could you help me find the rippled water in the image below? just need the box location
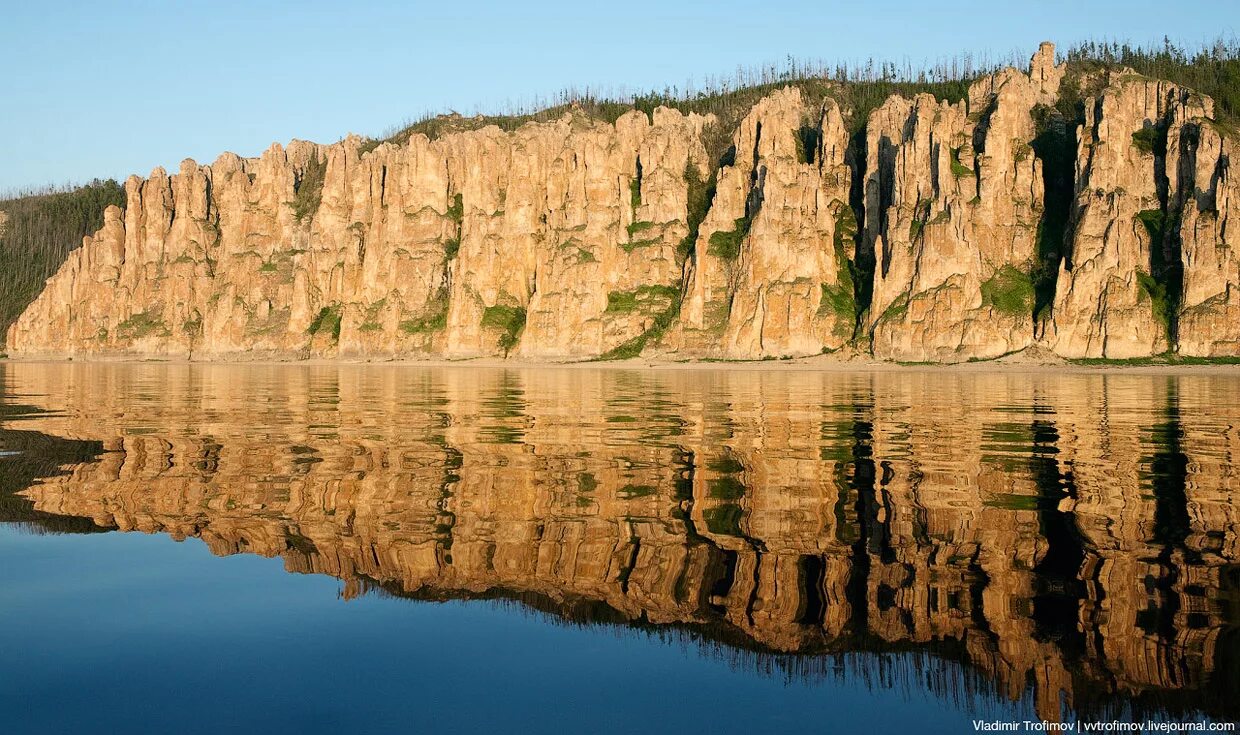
[1,362,1237,733]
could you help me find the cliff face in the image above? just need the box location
[863,46,1060,361]
[8,42,1240,362]
[670,87,856,358]
[1045,75,1211,357]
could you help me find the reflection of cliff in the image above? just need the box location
[0,403,105,534]
[6,363,1239,720]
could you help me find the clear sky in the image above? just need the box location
[1,0,1235,192]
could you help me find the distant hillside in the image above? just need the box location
[0,180,125,337]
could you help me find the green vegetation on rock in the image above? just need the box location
[444,193,464,260]
[291,155,326,223]
[629,160,642,211]
[817,206,860,335]
[707,216,750,260]
[399,309,447,335]
[980,266,1035,316]
[308,304,343,342]
[626,220,655,237]
[819,281,855,320]
[679,161,717,261]
[599,286,681,360]
[605,284,679,313]
[949,147,974,178]
[116,309,169,339]
[1131,125,1161,155]
[1137,269,1172,332]
[1134,208,1180,335]
[481,304,526,354]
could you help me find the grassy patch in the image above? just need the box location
[621,220,660,254]
[824,204,860,330]
[949,146,974,178]
[599,287,682,360]
[446,192,463,223]
[308,304,343,342]
[606,291,640,313]
[399,308,447,335]
[116,309,169,339]
[878,297,909,323]
[679,161,717,261]
[707,216,750,260]
[1131,125,1163,155]
[908,199,931,241]
[291,155,327,223]
[605,284,679,313]
[481,304,527,353]
[1069,353,1240,366]
[181,315,203,337]
[620,238,660,254]
[818,281,855,319]
[444,193,464,259]
[980,265,1034,316]
[626,220,655,237]
[1136,269,1171,332]
[1136,208,1165,243]
[1135,208,1182,338]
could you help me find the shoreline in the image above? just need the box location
[5,351,1240,376]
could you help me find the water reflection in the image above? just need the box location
[2,363,1237,723]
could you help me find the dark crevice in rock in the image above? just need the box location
[1031,102,1077,324]
[846,129,874,318]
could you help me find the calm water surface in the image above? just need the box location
[1,363,1238,733]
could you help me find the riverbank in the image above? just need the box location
[6,348,1240,376]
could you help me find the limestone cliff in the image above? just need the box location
[8,42,1240,362]
[863,43,1061,361]
[670,87,856,358]
[1045,73,1212,358]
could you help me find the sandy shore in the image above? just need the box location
[5,349,1240,376]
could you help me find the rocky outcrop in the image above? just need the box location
[9,111,716,360]
[1044,73,1213,358]
[670,87,856,358]
[8,42,1240,362]
[1174,113,1240,355]
[862,43,1060,361]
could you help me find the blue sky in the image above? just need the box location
[1,0,1235,192]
